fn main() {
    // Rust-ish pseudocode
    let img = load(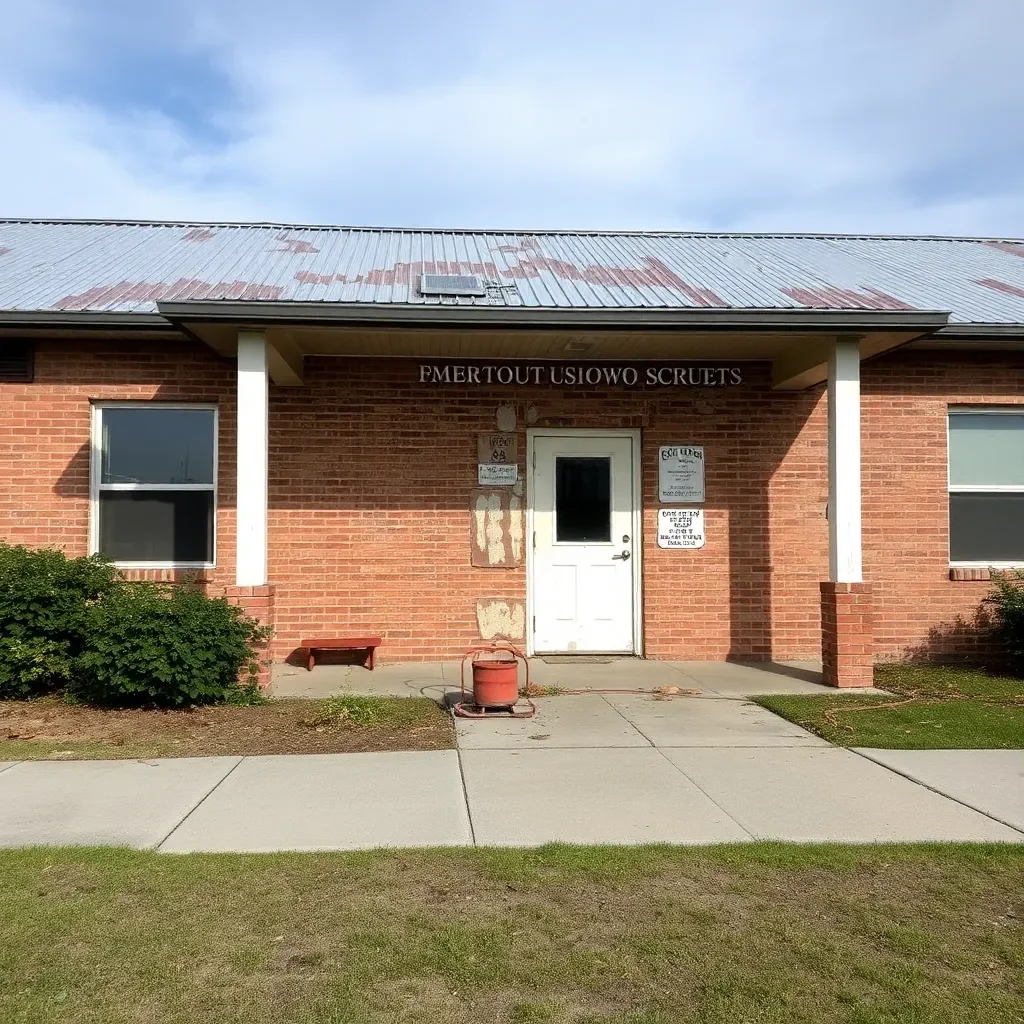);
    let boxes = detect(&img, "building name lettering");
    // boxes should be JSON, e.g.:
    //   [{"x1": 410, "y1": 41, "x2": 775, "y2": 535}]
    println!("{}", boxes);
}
[{"x1": 418, "y1": 364, "x2": 743, "y2": 387}]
